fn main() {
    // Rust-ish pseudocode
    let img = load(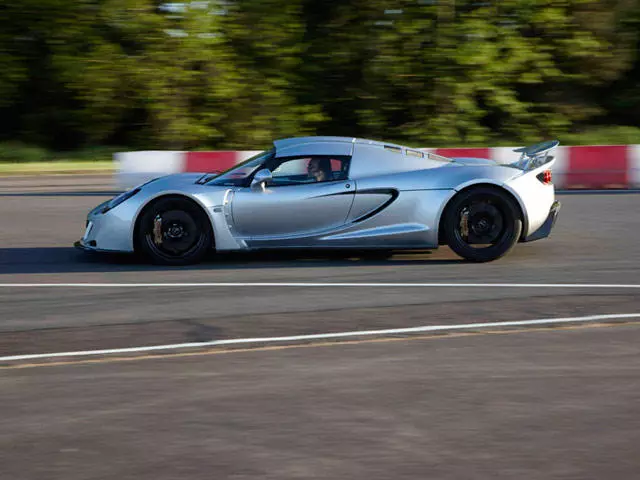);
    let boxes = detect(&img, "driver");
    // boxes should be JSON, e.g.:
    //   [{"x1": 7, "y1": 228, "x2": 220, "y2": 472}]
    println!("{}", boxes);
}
[{"x1": 307, "y1": 158, "x2": 332, "y2": 182}]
